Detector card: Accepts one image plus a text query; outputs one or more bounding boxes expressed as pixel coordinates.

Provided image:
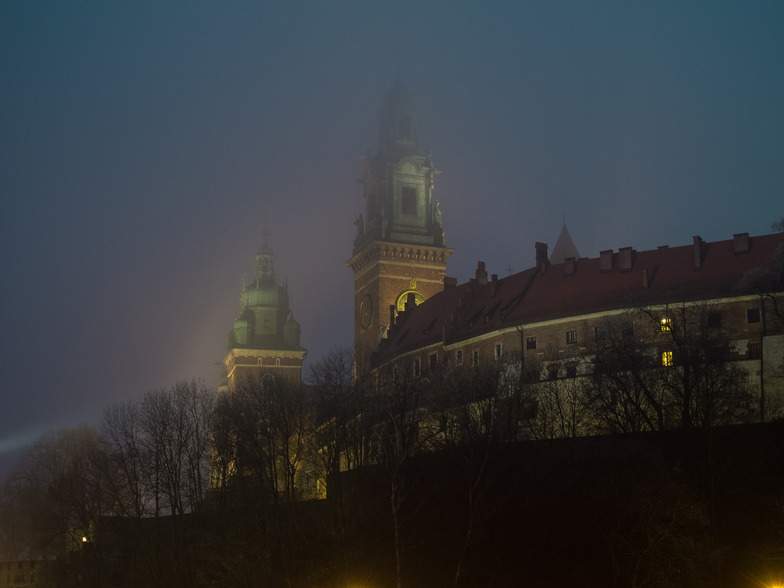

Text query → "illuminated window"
[660,318,671,331]
[566,330,577,345]
[494,342,503,360]
[401,187,417,215]
[455,349,463,365]
[747,308,760,324]
[661,351,673,367]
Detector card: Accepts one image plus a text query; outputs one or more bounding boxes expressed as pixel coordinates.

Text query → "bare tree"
[0,425,106,560]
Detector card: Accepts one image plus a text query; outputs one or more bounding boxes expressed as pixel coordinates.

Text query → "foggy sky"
[1,1,782,478]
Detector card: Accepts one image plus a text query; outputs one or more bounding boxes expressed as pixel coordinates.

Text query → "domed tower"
[347,81,453,358]
[221,227,306,390]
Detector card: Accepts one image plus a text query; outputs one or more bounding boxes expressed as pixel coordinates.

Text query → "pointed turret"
[550,219,581,265]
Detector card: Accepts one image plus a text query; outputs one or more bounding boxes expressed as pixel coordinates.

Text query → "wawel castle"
[224,81,784,441]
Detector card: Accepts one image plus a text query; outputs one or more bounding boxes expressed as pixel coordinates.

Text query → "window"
[565,363,577,378]
[429,352,438,369]
[494,342,503,360]
[566,330,577,345]
[661,351,673,367]
[526,336,537,350]
[660,317,671,332]
[455,349,463,365]
[594,326,606,341]
[547,364,559,380]
[413,357,421,377]
[472,349,479,366]
[275,358,281,366]
[748,342,761,359]
[747,308,761,324]
[707,311,722,328]
[401,187,417,215]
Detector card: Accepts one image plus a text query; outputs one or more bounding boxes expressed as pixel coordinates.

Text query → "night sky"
[1,1,782,479]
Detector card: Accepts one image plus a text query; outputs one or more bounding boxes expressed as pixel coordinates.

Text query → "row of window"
[524,307,762,351]
[406,307,763,377]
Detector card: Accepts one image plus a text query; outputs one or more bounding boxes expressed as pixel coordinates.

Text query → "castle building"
[221,228,306,390]
[375,231,784,427]
[347,81,453,359]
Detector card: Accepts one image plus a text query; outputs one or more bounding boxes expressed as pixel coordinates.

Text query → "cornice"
[347,240,454,273]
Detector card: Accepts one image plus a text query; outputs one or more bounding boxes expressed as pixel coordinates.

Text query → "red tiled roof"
[378,232,783,359]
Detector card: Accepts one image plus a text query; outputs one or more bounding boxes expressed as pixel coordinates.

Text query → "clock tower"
[347,81,453,358]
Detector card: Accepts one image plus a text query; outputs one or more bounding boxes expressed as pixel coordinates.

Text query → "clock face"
[360,294,372,329]
[396,290,425,312]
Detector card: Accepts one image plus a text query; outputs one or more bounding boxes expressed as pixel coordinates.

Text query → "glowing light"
[661,351,673,366]
[660,317,671,331]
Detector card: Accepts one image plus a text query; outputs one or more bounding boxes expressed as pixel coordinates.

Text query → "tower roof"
[550,220,580,264]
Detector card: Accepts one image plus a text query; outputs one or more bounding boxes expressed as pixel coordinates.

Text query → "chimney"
[619,247,634,272]
[475,261,488,285]
[564,256,575,277]
[491,273,499,295]
[733,232,749,255]
[535,242,550,273]
[443,276,457,290]
[693,236,704,270]
[642,268,649,288]
[600,249,613,273]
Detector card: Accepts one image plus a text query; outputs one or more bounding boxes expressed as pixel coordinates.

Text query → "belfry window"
[402,187,417,215]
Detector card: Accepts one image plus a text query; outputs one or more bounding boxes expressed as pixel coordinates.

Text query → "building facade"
[372,231,784,431]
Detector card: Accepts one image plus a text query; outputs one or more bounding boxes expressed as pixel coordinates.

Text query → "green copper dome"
[241,283,279,307]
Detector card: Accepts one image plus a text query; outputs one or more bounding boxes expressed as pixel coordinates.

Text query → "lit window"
[660,318,671,332]
[455,349,463,365]
[526,336,536,350]
[494,342,503,360]
[747,308,760,324]
[566,330,577,345]
[661,351,673,367]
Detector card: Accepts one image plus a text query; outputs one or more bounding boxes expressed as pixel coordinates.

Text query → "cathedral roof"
[549,220,580,264]
[377,232,783,359]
